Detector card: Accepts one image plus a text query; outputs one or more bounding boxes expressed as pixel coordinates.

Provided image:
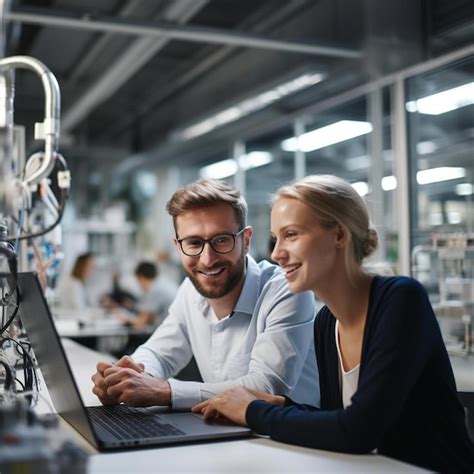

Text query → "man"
[119,261,178,330]
[92,179,319,410]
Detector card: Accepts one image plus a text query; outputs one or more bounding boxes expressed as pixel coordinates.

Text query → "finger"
[116,356,143,372]
[202,406,220,422]
[104,369,133,387]
[96,361,113,374]
[106,382,124,399]
[103,364,131,378]
[191,400,210,412]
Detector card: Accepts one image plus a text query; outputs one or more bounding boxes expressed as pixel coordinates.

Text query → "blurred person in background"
[117,261,178,330]
[58,252,96,310]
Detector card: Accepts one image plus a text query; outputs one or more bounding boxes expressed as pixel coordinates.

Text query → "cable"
[0,285,19,334]
[0,336,38,393]
[0,358,13,390]
[0,153,70,242]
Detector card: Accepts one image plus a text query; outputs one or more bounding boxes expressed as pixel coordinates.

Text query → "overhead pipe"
[0,55,60,186]
[6,7,362,59]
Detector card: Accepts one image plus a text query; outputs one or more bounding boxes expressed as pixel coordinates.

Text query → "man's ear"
[172,237,180,251]
[243,226,253,254]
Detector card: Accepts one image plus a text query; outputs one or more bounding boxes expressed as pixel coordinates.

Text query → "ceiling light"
[455,183,473,196]
[406,82,474,115]
[239,151,273,170]
[199,151,273,179]
[416,141,438,155]
[351,181,369,197]
[180,73,325,140]
[381,175,397,191]
[416,167,466,185]
[281,120,372,152]
[200,159,238,180]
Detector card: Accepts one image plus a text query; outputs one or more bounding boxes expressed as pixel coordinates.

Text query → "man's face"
[174,203,252,299]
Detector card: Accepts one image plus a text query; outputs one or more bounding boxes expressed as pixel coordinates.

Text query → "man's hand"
[100,356,171,407]
[91,360,120,405]
[92,356,171,406]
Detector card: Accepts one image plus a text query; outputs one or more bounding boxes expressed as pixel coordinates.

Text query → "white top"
[57,275,89,310]
[335,319,360,409]
[132,256,320,409]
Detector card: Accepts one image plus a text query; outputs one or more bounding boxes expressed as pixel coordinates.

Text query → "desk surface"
[46,339,426,473]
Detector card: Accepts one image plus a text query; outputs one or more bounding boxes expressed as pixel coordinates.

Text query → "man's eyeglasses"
[177,226,250,257]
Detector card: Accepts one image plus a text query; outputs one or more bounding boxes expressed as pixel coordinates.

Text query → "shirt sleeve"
[169,282,316,409]
[131,287,193,381]
[246,278,436,453]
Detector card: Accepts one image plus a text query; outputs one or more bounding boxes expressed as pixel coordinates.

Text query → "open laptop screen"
[18,272,98,446]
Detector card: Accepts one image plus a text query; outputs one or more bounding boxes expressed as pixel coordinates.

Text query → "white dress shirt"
[132,256,320,409]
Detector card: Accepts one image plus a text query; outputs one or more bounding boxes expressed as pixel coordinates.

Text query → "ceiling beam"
[7,6,362,60]
[19,1,209,134]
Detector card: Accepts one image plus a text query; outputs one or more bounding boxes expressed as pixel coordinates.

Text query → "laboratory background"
[0,0,473,472]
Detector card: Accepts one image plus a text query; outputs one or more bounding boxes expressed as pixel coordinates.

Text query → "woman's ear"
[335,224,347,248]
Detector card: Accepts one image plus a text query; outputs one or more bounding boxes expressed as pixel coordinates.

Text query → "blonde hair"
[166,179,247,232]
[273,175,378,278]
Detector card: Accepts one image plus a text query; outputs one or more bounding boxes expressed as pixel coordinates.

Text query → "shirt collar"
[232,255,260,316]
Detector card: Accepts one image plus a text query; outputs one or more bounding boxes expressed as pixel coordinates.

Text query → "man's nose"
[199,241,220,265]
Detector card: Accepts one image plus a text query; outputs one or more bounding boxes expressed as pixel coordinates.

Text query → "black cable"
[0,154,70,242]
[1,336,38,392]
[0,359,13,390]
[0,244,18,307]
[0,285,20,334]
[15,377,25,391]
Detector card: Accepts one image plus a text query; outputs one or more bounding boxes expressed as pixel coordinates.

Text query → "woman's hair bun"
[362,228,378,258]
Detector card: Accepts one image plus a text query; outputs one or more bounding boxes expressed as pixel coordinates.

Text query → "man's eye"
[213,235,232,245]
[186,239,203,247]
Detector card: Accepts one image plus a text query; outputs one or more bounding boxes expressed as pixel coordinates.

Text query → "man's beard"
[185,254,246,299]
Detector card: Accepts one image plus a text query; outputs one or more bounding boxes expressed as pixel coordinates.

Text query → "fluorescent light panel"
[281,120,372,152]
[416,167,466,185]
[200,151,273,179]
[381,168,465,190]
[406,82,474,115]
[181,73,325,140]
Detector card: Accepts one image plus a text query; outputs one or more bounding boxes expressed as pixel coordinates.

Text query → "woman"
[193,175,474,472]
[58,252,96,310]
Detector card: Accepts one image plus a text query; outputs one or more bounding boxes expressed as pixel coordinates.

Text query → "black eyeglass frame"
[176,226,250,257]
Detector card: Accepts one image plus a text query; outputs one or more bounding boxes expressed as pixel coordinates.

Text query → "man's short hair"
[134,261,158,279]
[166,178,247,232]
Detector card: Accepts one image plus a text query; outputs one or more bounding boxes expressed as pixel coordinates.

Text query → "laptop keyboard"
[87,405,185,440]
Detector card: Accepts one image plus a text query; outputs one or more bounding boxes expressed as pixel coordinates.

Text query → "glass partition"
[406,56,473,352]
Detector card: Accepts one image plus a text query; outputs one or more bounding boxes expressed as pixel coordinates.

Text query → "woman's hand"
[192,386,285,426]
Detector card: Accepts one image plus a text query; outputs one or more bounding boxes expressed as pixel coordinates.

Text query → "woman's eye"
[285,231,297,239]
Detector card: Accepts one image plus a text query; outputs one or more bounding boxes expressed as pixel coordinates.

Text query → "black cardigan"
[246,276,474,472]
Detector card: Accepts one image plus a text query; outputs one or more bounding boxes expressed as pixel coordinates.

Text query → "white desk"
[46,339,426,473]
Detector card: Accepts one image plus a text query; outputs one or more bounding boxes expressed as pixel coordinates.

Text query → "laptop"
[18,272,252,450]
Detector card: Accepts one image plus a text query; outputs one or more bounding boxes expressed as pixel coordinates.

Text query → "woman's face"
[270,197,342,294]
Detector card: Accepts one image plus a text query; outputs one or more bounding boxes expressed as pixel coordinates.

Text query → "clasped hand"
[91,355,171,407]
